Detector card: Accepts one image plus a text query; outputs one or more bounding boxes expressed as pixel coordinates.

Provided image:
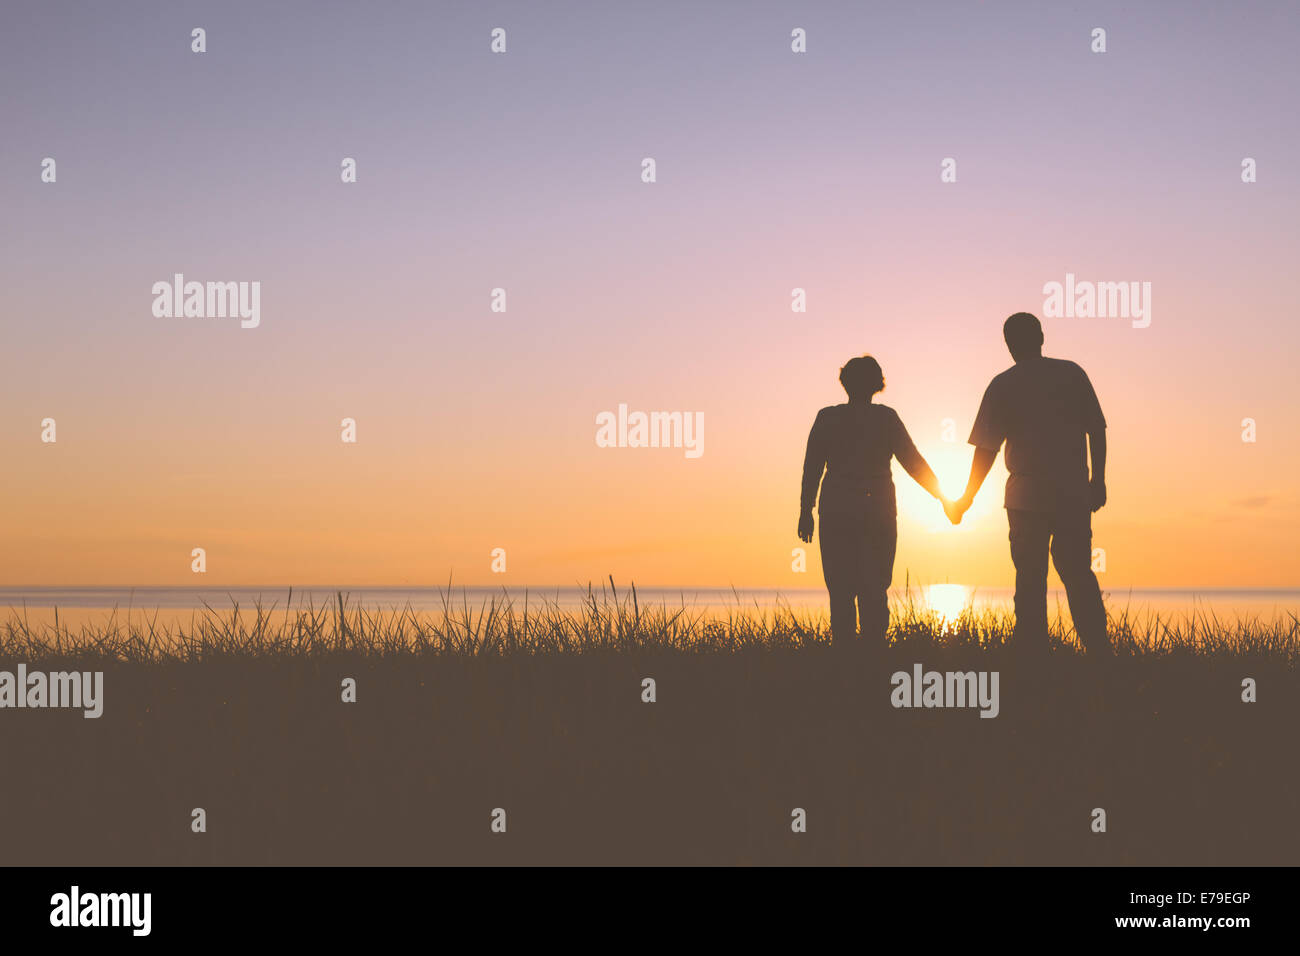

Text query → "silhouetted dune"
[2,590,1295,864]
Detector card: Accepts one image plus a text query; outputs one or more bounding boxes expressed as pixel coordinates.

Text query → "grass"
[1,581,1297,865]
[4,578,1298,662]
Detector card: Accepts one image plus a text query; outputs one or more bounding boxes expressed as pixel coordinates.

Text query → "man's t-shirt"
[968,357,1105,512]
[801,402,925,516]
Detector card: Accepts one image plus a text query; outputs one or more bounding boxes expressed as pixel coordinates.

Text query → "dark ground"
[3,643,1295,865]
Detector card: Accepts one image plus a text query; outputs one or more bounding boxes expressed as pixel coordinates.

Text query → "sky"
[2,0,1298,590]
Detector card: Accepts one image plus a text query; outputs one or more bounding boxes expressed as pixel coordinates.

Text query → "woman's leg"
[857,510,898,643]
[818,511,859,642]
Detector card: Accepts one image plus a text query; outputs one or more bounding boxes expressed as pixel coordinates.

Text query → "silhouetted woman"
[798,355,949,643]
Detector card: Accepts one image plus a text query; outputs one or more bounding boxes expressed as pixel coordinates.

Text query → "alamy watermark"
[595,404,704,459]
[152,273,261,329]
[890,663,1000,718]
[0,665,103,718]
[1042,272,1151,328]
[50,886,150,936]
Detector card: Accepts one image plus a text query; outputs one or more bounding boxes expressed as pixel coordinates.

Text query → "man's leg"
[1050,509,1109,652]
[819,511,858,643]
[1007,509,1051,650]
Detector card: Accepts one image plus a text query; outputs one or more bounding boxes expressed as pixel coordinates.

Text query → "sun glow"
[895,443,1006,531]
[925,583,973,625]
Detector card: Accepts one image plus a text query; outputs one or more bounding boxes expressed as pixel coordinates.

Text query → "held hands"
[942,494,971,526]
[802,493,979,534]
[797,510,814,543]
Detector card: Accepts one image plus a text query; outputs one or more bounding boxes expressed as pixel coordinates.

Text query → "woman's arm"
[891,412,944,500]
[799,411,828,541]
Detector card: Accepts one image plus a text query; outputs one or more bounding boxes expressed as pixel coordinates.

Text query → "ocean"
[1,586,1297,629]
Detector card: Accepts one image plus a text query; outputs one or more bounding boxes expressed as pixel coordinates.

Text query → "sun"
[894,442,992,530]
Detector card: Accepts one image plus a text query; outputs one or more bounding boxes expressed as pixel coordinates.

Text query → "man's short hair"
[1003,312,1044,354]
[839,355,885,399]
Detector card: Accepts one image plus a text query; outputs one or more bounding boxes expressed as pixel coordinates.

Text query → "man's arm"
[950,381,1004,523]
[798,413,827,542]
[1080,366,1107,512]
[1088,428,1106,511]
[951,446,998,522]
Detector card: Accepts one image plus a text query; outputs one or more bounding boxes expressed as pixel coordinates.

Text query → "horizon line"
[3,584,1299,595]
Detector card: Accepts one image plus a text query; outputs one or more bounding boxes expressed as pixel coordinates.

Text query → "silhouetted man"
[800,355,949,644]
[947,313,1110,653]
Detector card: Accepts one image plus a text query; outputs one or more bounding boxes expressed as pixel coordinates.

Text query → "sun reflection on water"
[925,584,973,626]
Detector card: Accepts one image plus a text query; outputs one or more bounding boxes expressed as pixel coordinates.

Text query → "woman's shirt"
[800,402,925,516]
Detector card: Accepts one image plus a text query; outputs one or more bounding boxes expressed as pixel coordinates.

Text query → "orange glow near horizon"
[4,365,1297,592]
